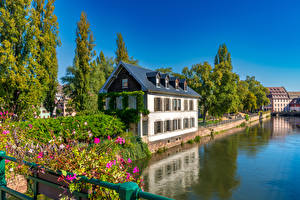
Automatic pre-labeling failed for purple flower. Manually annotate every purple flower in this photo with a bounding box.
[2,130,9,135]
[127,158,132,163]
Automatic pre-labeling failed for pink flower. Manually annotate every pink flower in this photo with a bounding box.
[84,122,88,126]
[133,166,139,174]
[37,152,43,159]
[5,160,10,164]
[127,158,132,163]
[107,135,111,140]
[106,161,113,168]
[0,112,2,115]
[94,138,100,144]
[126,172,131,180]
[66,174,77,181]
[115,136,125,145]
[28,124,33,129]
[2,130,9,135]
[119,158,125,163]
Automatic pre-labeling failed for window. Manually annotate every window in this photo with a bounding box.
[173,119,178,130]
[183,118,189,128]
[122,79,128,88]
[189,100,194,111]
[178,99,181,111]
[184,82,187,91]
[164,120,172,132]
[184,100,188,111]
[165,77,169,89]
[142,120,148,136]
[191,118,195,127]
[172,99,177,111]
[156,75,160,87]
[178,119,182,129]
[154,121,163,134]
[175,79,179,90]
[164,98,170,111]
[154,98,162,111]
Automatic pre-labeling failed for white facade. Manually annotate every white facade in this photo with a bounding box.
[141,93,198,142]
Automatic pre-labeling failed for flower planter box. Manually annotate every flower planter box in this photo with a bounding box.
[35,171,89,200]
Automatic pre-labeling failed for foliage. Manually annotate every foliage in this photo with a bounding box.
[115,33,138,65]
[245,114,249,121]
[187,139,195,144]
[211,44,240,117]
[194,136,201,143]
[0,0,59,119]
[182,62,215,123]
[119,135,151,160]
[245,76,270,109]
[99,91,149,125]
[62,12,96,112]
[9,113,125,143]
[1,114,143,199]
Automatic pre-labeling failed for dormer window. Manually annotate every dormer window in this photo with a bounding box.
[184,81,187,91]
[175,79,179,90]
[165,77,169,89]
[156,74,161,88]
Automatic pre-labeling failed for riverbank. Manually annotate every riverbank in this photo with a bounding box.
[148,112,271,153]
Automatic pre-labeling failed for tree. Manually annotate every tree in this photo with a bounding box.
[115,33,138,65]
[96,51,114,80]
[0,0,46,118]
[31,0,60,116]
[62,11,96,112]
[156,67,173,74]
[184,62,215,123]
[211,44,240,117]
[245,76,270,110]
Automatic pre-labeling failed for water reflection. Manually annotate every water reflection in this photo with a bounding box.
[142,117,300,200]
[142,146,199,198]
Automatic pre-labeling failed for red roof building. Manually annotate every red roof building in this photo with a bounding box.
[266,87,291,112]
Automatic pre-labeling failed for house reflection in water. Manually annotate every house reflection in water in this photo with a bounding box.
[142,146,199,198]
[271,117,294,137]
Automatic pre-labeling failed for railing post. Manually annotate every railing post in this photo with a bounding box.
[119,182,140,200]
[0,151,7,200]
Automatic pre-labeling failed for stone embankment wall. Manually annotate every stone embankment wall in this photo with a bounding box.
[148,113,270,153]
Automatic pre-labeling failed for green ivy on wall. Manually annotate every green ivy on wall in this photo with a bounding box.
[98,91,149,126]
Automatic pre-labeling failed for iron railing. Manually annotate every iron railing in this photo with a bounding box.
[0,151,173,200]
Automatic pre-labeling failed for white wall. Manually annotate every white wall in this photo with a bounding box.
[145,93,198,142]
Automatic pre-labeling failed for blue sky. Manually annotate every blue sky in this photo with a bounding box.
[55,0,300,91]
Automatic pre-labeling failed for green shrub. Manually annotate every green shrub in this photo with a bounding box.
[194,135,201,143]
[239,122,246,127]
[187,139,194,144]
[12,113,125,143]
[120,136,151,160]
[245,114,249,121]
[156,147,167,154]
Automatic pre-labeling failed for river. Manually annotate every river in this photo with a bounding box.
[140,117,300,200]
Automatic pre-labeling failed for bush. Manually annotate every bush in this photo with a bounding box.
[187,139,194,144]
[11,113,125,143]
[194,136,201,143]
[245,114,249,121]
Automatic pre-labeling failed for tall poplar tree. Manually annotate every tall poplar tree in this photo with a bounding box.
[0,0,44,118]
[115,33,138,65]
[211,44,240,117]
[31,0,60,116]
[62,11,95,112]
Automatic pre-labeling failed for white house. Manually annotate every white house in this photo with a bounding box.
[100,62,200,146]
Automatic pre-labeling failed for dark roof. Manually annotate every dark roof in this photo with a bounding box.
[102,62,200,98]
[121,62,200,97]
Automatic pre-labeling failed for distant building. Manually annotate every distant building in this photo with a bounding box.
[266,87,291,112]
[100,62,200,145]
[54,84,76,117]
[39,105,50,118]
[288,92,300,99]
[289,98,300,112]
